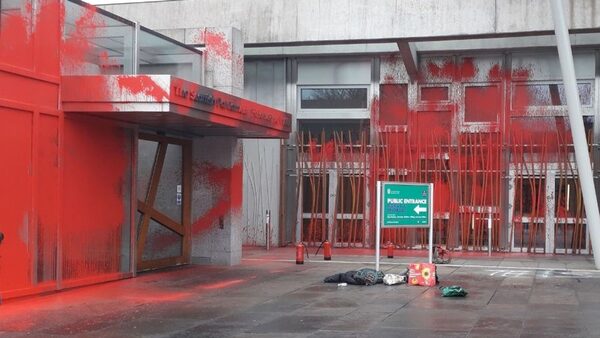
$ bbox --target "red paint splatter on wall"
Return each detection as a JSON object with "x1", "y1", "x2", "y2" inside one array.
[
  {"x1": 191, "y1": 161, "x2": 243, "y2": 234},
  {"x1": 487, "y1": 64, "x2": 502, "y2": 81},
  {"x1": 198, "y1": 29, "x2": 231, "y2": 60},
  {"x1": 460, "y1": 57, "x2": 477, "y2": 80},
  {"x1": 426, "y1": 58, "x2": 455, "y2": 80}
]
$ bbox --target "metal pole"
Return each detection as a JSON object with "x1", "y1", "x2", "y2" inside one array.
[
  {"x1": 376, "y1": 181, "x2": 381, "y2": 271},
  {"x1": 428, "y1": 183, "x2": 434, "y2": 264},
  {"x1": 488, "y1": 212, "x2": 492, "y2": 257},
  {"x1": 266, "y1": 210, "x2": 271, "y2": 251},
  {"x1": 551, "y1": 0, "x2": 600, "y2": 269}
]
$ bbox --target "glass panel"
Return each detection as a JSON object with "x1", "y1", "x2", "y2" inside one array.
[
  {"x1": 137, "y1": 139, "x2": 158, "y2": 202},
  {"x1": 301, "y1": 218, "x2": 326, "y2": 243},
  {"x1": 513, "y1": 178, "x2": 545, "y2": 216},
  {"x1": 512, "y1": 83, "x2": 592, "y2": 108},
  {"x1": 136, "y1": 211, "x2": 143, "y2": 237},
  {"x1": 514, "y1": 222, "x2": 545, "y2": 249},
  {"x1": 336, "y1": 176, "x2": 365, "y2": 214},
  {"x1": 300, "y1": 88, "x2": 368, "y2": 109},
  {"x1": 421, "y1": 87, "x2": 448, "y2": 101},
  {"x1": 464, "y1": 86, "x2": 500, "y2": 123},
  {"x1": 142, "y1": 219, "x2": 182, "y2": 261},
  {"x1": 555, "y1": 178, "x2": 579, "y2": 218},
  {"x1": 335, "y1": 219, "x2": 365, "y2": 244},
  {"x1": 62, "y1": 0, "x2": 135, "y2": 75},
  {"x1": 302, "y1": 176, "x2": 329, "y2": 213},
  {"x1": 555, "y1": 224, "x2": 587, "y2": 250},
  {"x1": 138, "y1": 27, "x2": 201, "y2": 83},
  {"x1": 155, "y1": 144, "x2": 183, "y2": 223}
]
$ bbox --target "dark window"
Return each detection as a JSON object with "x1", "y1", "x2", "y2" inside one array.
[
  {"x1": 300, "y1": 88, "x2": 368, "y2": 109},
  {"x1": 298, "y1": 119, "x2": 369, "y2": 145}
]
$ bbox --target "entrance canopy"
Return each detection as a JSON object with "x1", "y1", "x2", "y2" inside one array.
[{"x1": 61, "y1": 75, "x2": 292, "y2": 138}]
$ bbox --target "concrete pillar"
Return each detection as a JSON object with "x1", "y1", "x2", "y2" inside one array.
[
  {"x1": 191, "y1": 137, "x2": 243, "y2": 265},
  {"x1": 186, "y1": 27, "x2": 244, "y2": 96},
  {"x1": 189, "y1": 27, "x2": 244, "y2": 265}
]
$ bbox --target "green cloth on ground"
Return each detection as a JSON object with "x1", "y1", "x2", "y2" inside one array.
[{"x1": 440, "y1": 285, "x2": 468, "y2": 297}]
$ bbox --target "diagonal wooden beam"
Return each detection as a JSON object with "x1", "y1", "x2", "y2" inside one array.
[
  {"x1": 397, "y1": 40, "x2": 419, "y2": 82},
  {"x1": 137, "y1": 141, "x2": 167, "y2": 267}
]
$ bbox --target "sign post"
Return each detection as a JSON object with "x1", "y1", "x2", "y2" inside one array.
[{"x1": 375, "y1": 182, "x2": 434, "y2": 271}]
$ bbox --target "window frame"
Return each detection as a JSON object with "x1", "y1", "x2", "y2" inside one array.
[{"x1": 297, "y1": 84, "x2": 371, "y2": 119}]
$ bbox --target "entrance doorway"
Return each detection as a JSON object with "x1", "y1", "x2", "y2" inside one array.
[{"x1": 137, "y1": 133, "x2": 191, "y2": 271}]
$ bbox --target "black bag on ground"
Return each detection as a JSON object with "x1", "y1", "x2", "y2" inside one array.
[{"x1": 324, "y1": 271, "x2": 358, "y2": 284}]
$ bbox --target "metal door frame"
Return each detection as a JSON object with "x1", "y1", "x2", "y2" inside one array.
[{"x1": 136, "y1": 133, "x2": 191, "y2": 271}]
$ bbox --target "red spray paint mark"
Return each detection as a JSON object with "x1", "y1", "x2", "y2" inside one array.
[
  {"x1": 199, "y1": 30, "x2": 231, "y2": 60},
  {"x1": 461, "y1": 57, "x2": 477, "y2": 80},
  {"x1": 117, "y1": 75, "x2": 169, "y2": 101},
  {"x1": 488, "y1": 64, "x2": 502, "y2": 81},
  {"x1": 426, "y1": 59, "x2": 455, "y2": 80},
  {"x1": 191, "y1": 161, "x2": 243, "y2": 234}
]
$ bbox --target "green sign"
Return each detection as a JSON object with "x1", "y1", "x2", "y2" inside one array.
[{"x1": 382, "y1": 182, "x2": 432, "y2": 228}]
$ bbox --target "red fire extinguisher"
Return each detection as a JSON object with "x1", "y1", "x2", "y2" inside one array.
[
  {"x1": 323, "y1": 240, "x2": 332, "y2": 261},
  {"x1": 387, "y1": 241, "x2": 394, "y2": 258},
  {"x1": 296, "y1": 242, "x2": 305, "y2": 264}
]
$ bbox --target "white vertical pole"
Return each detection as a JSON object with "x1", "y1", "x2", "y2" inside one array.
[
  {"x1": 488, "y1": 212, "x2": 492, "y2": 256},
  {"x1": 551, "y1": 0, "x2": 600, "y2": 269},
  {"x1": 376, "y1": 181, "x2": 381, "y2": 271},
  {"x1": 429, "y1": 183, "x2": 434, "y2": 264}
]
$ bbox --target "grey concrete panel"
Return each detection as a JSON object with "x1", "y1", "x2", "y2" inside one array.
[{"x1": 101, "y1": 0, "x2": 600, "y2": 45}]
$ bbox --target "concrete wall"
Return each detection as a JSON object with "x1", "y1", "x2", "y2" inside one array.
[
  {"x1": 242, "y1": 59, "x2": 286, "y2": 246},
  {"x1": 191, "y1": 136, "x2": 243, "y2": 265},
  {"x1": 102, "y1": 0, "x2": 600, "y2": 45}
]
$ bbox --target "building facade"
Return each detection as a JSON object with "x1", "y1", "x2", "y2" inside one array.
[{"x1": 102, "y1": 0, "x2": 600, "y2": 256}]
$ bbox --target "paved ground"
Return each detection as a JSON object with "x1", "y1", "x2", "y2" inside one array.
[{"x1": 1, "y1": 247, "x2": 600, "y2": 337}]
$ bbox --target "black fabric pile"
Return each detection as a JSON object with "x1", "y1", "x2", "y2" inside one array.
[{"x1": 323, "y1": 268, "x2": 385, "y2": 286}]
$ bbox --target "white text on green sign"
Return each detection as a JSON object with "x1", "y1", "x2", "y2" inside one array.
[{"x1": 382, "y1": 183, "x2": 431, "y2": 228}]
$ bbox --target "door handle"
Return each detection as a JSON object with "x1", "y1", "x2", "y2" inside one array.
[{"x1": 0, "y1": 232, "x2": 4, "y2": 243}]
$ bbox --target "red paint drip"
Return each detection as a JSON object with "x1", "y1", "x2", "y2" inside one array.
[
  {"x1": 461, "y1": 57, "x2": 477, "y2": 80},
  {"x1": 488, "y1": 63, "x2": 502, "y2": 81}
]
